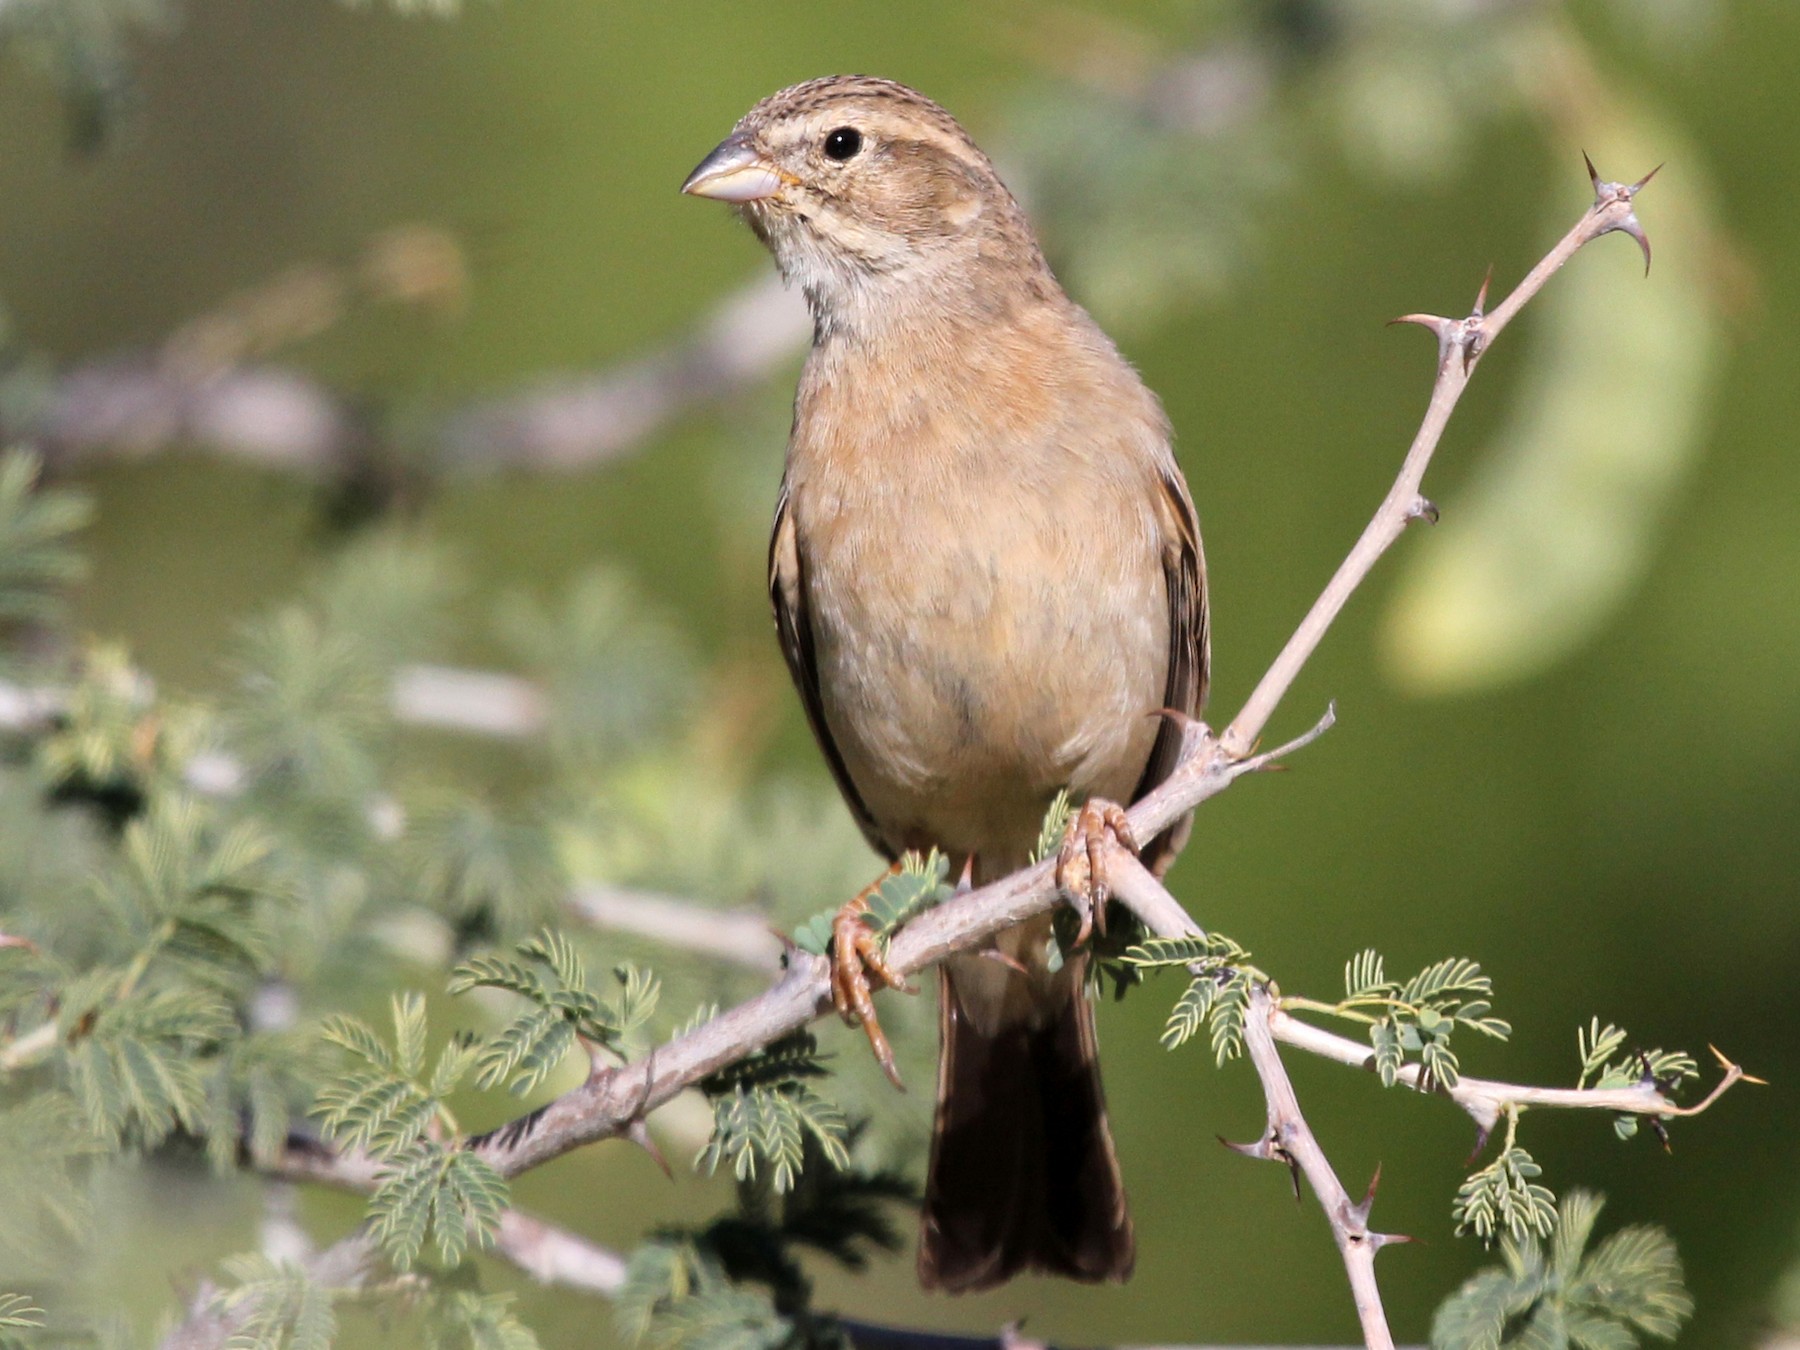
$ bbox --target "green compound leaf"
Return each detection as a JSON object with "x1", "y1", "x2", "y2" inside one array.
[
  {"x1": 0, "y1": 447, "x2": 90, "y2": 638},
  {"x1": 860, "y1": 851, "x2": 952, "y2": 937},
  {"x1": 1345, "y1": 948, "x2": 1394, "y2": 1000},
  {"x1": 696, "y1": 1033, "x2": 847, "y2": 1195},
  {"x1": 313, "y1": 994, "x2": 476, "y2": 1161},
  {"x1": 450, "y1": 929, "x2": 661, "y2": 1096},
  {"x1": 211, "y1": 1253, "x2": 336, "y2": 1350},
  {"x1": 1432, "y1": 1190, "x2": 1691, "y2": 1349},
  {"x1": 1371, "y1": 1018, "x2": 1404, "y2": 1088},
  {"x1": 1401, "y1": 957, "x2": 1492, "y2": 1006},
  {"x1": 1209, "y1": 971, "x2": 1252, "y2": 1067},
  {"x1": 368, "y1": 1142, "x2": 508, "y2": 1270},
  {"x1": 1121, "y1": 932, "x2": 1249, "y2": 971},
  {"x1": 1160, "y1": 976, "x2": 1217, "y2": 1051},
  {"x1": 1454, "y1": 1143, "x2": 1557, "y2": 1245}
]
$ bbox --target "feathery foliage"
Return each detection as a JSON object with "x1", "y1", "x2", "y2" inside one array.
[
  {"x1": 401, "y1": 797, "x2": 563, "y2": 938},
  {"x1": 422, "y1": 1290, "x2": 542, "y2": 1350},
  {"x1": 1577, "y1": 1018, "x2": 1699, "y2": 1142},
  {"x1": 1120, "y1": 932, "x2": 1257, "y2": 1063},
  {"x1": 497, "y1": 569, "x2": 694, "y2": 771},
  {"x1": 1454, "y1": 1108, "x2": 1559, "y2": 1245},
  {"x1": 1029, "y1": 788, "x2": 1075, "y2": 864},
  {"x1": 0, "y1": 1094, "x2": 102, "y2": 1274},
  {"x1": 448, "y1": 929, "x2": 660, "y2": 1094},
  {"x1": 0, "y1": 1294, "x2": 44, "y2": 1350},
  {"x1": 312, "y1": 993, "x2": 507, "y2": 1268},
  {"x1": 210, "y1": 1254, "x2": 337, "y2": 1350},
  {"x1": 31, "y1": 645, "x2": 198, "y2": 823},
  {"x1": 0, "y1": 449, "x2": 88, "y2": 646},
  {"x1": 615, "y1": 1241, "x2": 794, "y2": 1350},
  {"x1": 1330, "y1": 951, "x2": 1513, "y2": 1091},
  {"x1": 618, "y1": 1125, "x2": 910, "y2": 1350},
  {"x1": 1433, "y1": 1190, "x2": 1691, "y2": 1349},
  {"x1": 697, "y1": 1032, "x2": 851, "y2": 1194}
]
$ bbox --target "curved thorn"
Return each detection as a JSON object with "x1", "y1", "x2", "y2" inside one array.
[
  {"x1": 1583, "y1": 149, "x2": 1600, "y2": 189},
  {"x1": 1618, "y1": 215, "x2": 1654, "y2": 275},
  {"x1": 1219, "y1": 1133, "x2": 1273, "y2": 1161}
]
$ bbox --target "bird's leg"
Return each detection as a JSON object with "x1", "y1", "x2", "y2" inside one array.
[
  {"x1": 830, "y1": 861, "x2": 917, "y2": 1089},
  {"x1": 1056, "y1": 798, "x2": 1140, "y2": 946}
]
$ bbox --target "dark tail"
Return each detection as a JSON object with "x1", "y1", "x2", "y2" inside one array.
[{"x1": 917, "y1": 964, "x2": 1134, "y2": 1293}]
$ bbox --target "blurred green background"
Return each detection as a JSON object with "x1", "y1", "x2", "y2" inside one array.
[{"x1": 2, "y1": 0, "x2": 1797, "y2": 1346}]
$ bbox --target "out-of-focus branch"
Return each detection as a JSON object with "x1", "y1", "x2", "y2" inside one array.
[
  {"x1": 389, "y1": 663, "x2": 546, "y2": 737},
  {"x1": 29, "y1": 274, "x2": 809, "y2": 480},
  {"x1": 568, "y1": 883, "x2": 784, "y2": 971},
  {"x1": 436, "y1": 274, "x2": 808, "y2": 473},
  {"x1": 0, "y1": 663, "x2": 543, "y2": 743},
  {"x1": 493, "y1": 1208, "x2": 628, "y2": 1293}
]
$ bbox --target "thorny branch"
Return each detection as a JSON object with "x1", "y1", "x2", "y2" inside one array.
[
  {"x1": 1230, "y1": 984, "x2": 1406, "y2": 1350},
  {"x1": 152, "y1": 162, "x2": 1750, "y2": 1350}
]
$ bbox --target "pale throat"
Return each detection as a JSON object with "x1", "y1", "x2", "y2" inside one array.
[{"x1": 765, "y1": 213, "x2": 1041, "y2": 349}]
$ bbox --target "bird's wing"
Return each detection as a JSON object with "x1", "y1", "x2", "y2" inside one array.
[
  {"x1": 768, "y1": 483, "x2": 893, "y2": 860},
  {"x1": 1134, "y1": 461, "x2": 1209, "y2": 876}
]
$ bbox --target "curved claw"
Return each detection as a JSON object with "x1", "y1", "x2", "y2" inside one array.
[
  {"x1": 1055, "y1": 798, "x2": 1140, "y2": 944},
  {"x1": 828, "y1": 869, "x2": 916, "y2": 1091}
]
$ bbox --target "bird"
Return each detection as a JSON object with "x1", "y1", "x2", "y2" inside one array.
[{"x1": 682, "y1": 75, "x2": 1207, "y2": 1294}]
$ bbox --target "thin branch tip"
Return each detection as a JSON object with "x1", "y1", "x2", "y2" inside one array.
[{"x1": 1709, "y1": 1043, "x2": 1768, "y2": 1086}]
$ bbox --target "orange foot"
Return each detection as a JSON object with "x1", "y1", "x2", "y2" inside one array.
[
  {"x1": 830, "y1": 862, "x2": 917, "y2": 1090},
  {"x1": 1055, "y1": 798, "x2": 1140, "y2": 947}
]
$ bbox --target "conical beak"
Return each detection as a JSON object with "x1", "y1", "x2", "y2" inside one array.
[{"x1": 681, "y1": 135, "x2": 785, "y2": 203}]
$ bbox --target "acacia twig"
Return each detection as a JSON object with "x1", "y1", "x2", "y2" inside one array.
[
  {"x1": 1231, "y1": 984, "x2": 1404, "y2": 1350},
  {"x1": 1216, "y1": 158, "x2": 1657, "y2": 762},
  {"x1": 1270, "y1": 1011, "x2": 1754, "y2": 1140}
]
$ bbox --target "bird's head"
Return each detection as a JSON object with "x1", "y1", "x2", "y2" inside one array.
[{"x1": 682, "y1": 76, "x2": 1049, "y2": 328}]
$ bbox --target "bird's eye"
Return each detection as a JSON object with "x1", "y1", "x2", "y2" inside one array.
[{"x1": 823, "y1": 127, "x2": 863, "y2": 161}]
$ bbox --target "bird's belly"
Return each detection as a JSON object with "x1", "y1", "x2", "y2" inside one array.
[{"x1": 804, "y1": 501, "x2": 1166, "y2": 868}]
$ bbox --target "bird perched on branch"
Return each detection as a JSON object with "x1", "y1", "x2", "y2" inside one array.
[{"x1": 683, "y1": 75, "x2": 1207, "y2": 1293}]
